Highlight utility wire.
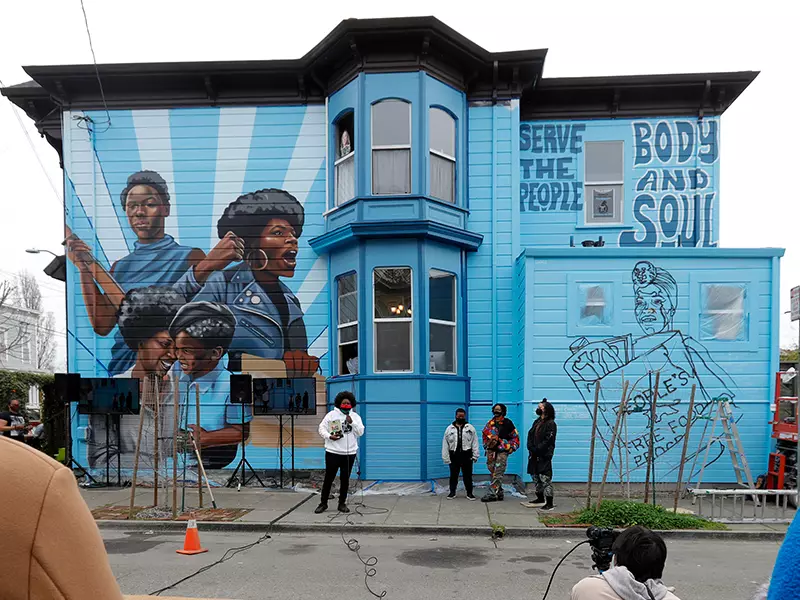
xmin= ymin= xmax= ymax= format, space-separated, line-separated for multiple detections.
xmin=0 ymin=78 xmax=63 ymax=207
xmin=78 ymin=0 xmax=111 ymax=131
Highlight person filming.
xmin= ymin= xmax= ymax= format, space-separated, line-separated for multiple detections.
xmin=315 ymin=391 xmax=364 ymax=514
xmin=571 ymin=526 xmax=680 ymax=600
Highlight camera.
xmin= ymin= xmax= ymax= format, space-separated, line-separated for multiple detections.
xmin=586 ymin=526 xmax=618 ymax=572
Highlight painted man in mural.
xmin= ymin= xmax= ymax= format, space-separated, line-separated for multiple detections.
xmin=88 ymin=285 xmax=183 ymax=471
xmin=65 ymin=170 xmax=243 ymax=376
xmin=177 ymin=188 xmax=320 ymax=377
xmin=169 ymin=301 xmax=251 ymax=470
xmin=564 ymin=261 xmax=735 ymax=473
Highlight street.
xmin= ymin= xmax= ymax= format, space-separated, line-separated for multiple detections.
xmin=106 ymin=529 xmax=779 ymax=600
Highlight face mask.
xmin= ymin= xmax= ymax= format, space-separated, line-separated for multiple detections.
xmin=340 ymin=404 xmax=352 ymax=414
xmin=536 ymin=408 xmax=543 ymax=416
xmin=493 ymin=412 xmax=502 ymax=418
xmin=456 ymin=417 xmax=466 ymax=424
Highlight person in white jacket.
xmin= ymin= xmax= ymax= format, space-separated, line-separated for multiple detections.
xmin=442 ymin=408 xmax=479 ymax=499
xmin=571 ymin=526 xmax=680 ymax=600
xmin=315 ymin=391 xmax=364 ymax=514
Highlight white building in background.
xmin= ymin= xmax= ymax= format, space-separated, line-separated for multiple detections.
xmin=1 ymin=304 xmax=40 ymax=372
xmin=0 ymin=304 xmax=44 ymax=411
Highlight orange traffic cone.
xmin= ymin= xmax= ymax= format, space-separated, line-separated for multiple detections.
xmin=176 ymin=518 xmax=208 ymax=555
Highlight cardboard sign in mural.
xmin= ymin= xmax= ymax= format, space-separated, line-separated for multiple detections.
xmin=64 ymin=106 xmax=328 ymax=473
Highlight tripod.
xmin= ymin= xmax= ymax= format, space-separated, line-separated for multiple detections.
xmin=226 ymin=400 xmax=264 ymax=488
xmin=63 ymin=401 xmax=98 ymax=485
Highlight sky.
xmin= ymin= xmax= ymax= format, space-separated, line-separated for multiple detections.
xmin=0 ymin=0 xmax=798 ymax=372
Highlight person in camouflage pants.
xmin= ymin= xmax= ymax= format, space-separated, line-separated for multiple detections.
xmin=481 ymin=403 xmax=520 ymax=502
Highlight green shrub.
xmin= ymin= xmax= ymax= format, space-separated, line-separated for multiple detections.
xmin=572 ymin=500 xmax=726 ymax=530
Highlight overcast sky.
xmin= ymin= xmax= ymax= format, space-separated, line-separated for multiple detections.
xmin=1 ymin=0 xmax=798 ymax=371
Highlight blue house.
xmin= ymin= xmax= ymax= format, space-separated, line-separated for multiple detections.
xmin=3 ymin=16 xmax=782 ymax=484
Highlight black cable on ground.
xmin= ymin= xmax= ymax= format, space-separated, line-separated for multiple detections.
xmin=148 ymin=494 xmax=314 ymax=596
xmin=540 ymin=540 xmax=590 ymax=600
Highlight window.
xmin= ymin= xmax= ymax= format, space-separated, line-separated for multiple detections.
xmin=429 ymin=270 xmax=456 ymax=373
xmin=372 ymin=100 xmax=411 ymax=195
xmin=21 ymin=335 xmax=31 ymax=363
xmin=584 ymin=141 xmax=624 ymax=225
xmin=337 ymin=273 xmax=358 ymax=375
xmin=700 ymin=284 xmax=747 ymax=341
xmin=335 ymin=113 xmax=355 ymax=206
xmin=429 ymin=108 xmax=456 ymax=203
xmin=579 ymin=283 xmax=612 ymax=327
xmin=373 ymin=267 xmax=412 ymax=372
xmin=0 ymin=330 xmax=6 ymax=362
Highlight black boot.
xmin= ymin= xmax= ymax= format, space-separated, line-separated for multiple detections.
xmin=338 ymin=502 xmax=350 ymax=513
xmin=539 ymin=496 xmax=555 ymax=511
xmin=314 ymin=503 xmax=328 ymax=514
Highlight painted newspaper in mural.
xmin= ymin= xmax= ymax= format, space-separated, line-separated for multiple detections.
xmin=564 ymin=261 xmax=735 ymax=478
xmin=64 ymin=107 xmax=328 ymax=474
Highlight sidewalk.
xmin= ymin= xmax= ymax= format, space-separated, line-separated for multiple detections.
xmin=81 ymin=482 xmax=793 ymax=539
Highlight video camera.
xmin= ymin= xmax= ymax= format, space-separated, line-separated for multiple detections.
xmin=586 ymin=526 xmax=618 ymax=572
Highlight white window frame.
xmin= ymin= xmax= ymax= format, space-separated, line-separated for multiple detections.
xmin=373 ymin=266 xmax=414 ymax=373
xmin=429 ymin=269 xmax=457 ymax=374
xmin=371 ymin=100 xmax=412 ymax=196
xmin=334 ymin=113 xmax=355 ymax=206
xmin=583 ymin=140 xmax=624 ymax=226
xmin=337 ymin=272 xmax=358 ymax=375
xmin=429 ymin=107 xmax=456 ymax=204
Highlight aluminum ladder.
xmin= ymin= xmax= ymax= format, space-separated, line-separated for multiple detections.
xmin=689 ymin=398 xmax=759 ymax=506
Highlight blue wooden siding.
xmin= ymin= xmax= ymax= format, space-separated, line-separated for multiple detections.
xmin=467 ymin=100 xmax=524 ymax=476
xmin=522 ymin=248 xmax=781 ymax=483
xmin=519 ymin=117 xmax=720 ymax=249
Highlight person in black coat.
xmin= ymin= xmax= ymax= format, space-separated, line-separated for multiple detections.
xmin=523 ymin=399 xmax=557 ymax=511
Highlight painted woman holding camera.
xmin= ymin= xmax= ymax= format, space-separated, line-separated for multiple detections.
xmin=523 ymin=398 xmax=557 ymax=511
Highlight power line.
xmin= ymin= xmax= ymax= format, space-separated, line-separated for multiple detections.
xmin=78 ymin=0 xmax=112 ymax=131
xmin=0 ymin=77 xmax=63 ymax=207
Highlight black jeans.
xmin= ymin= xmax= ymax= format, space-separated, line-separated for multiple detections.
xmin=449 ymin=450 xmax=474 ymax=495
xmin=320 ymin=451 xmax=357 ymax=504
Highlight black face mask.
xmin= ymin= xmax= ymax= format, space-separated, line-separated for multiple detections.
xmin=536 ymin=408 xmax=543 ymax=416
xmin=456 ymin=417 xmax=466 ymax=424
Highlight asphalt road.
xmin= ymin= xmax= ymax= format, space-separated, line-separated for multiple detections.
xmin=105 ymin=529 xmax=779 ymax=600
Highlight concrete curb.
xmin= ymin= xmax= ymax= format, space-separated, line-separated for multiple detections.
xmin=95 ymin=519 xmax=787 ymax=541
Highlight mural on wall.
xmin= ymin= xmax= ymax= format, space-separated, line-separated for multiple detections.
xmin=64 ymin=106 xmax=328 ymax=473
xmin=519 ymin=123 xmax=585 ymax=213
xmin=519 ymin=119 xmax=719 ymax=248
xmin=619 ymin=120 xmax=718 ymax=248
xmin=563 ymin=261 xmax=736 ymax=476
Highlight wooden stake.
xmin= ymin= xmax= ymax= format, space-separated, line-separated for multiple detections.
xmin=128 ymin=375 xmax=149 ymax=519
xmin=196 ymin=385 xmax=203 ymax=509
xmin=586 ymin=381 xmax=601 ymax=509
xmin=673 ymin=384 xmax=697 ymax=513
xmin=172 ymin=374 xmax=179 ymax=519
xmin=153 ymin=377 xmax=160 ymax=507
xmin=597 ymin=380 xmax=629 ymax=505
xmin=644 ymin=371 xmax=661 ymax=504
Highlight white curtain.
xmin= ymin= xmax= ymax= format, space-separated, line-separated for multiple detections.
xmin=430 ymin=153 xmax=455 ymax=203
xmin=336 ymin=155 xmax=355 ymax=206
xmin=373 ymin=149 xmax=410 ymax=194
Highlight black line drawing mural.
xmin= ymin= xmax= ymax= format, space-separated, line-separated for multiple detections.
xmin=564 ymin=261 xmax=737 ymax=478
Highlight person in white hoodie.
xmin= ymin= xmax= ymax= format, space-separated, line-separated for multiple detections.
xmin=571 ymin=526 xmax=680 ymax=600
xmin=315 ymin=391 xmax=365 ymax=514
xmin=442 ymin=408 xmax=480 ymax=499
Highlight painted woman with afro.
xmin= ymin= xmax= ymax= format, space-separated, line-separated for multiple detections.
xmin=177 ymin=188 xmax=319 ymax=377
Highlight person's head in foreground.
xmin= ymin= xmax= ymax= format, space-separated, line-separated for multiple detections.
xmin=571 ymin=525 xmax=679 ymax=600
